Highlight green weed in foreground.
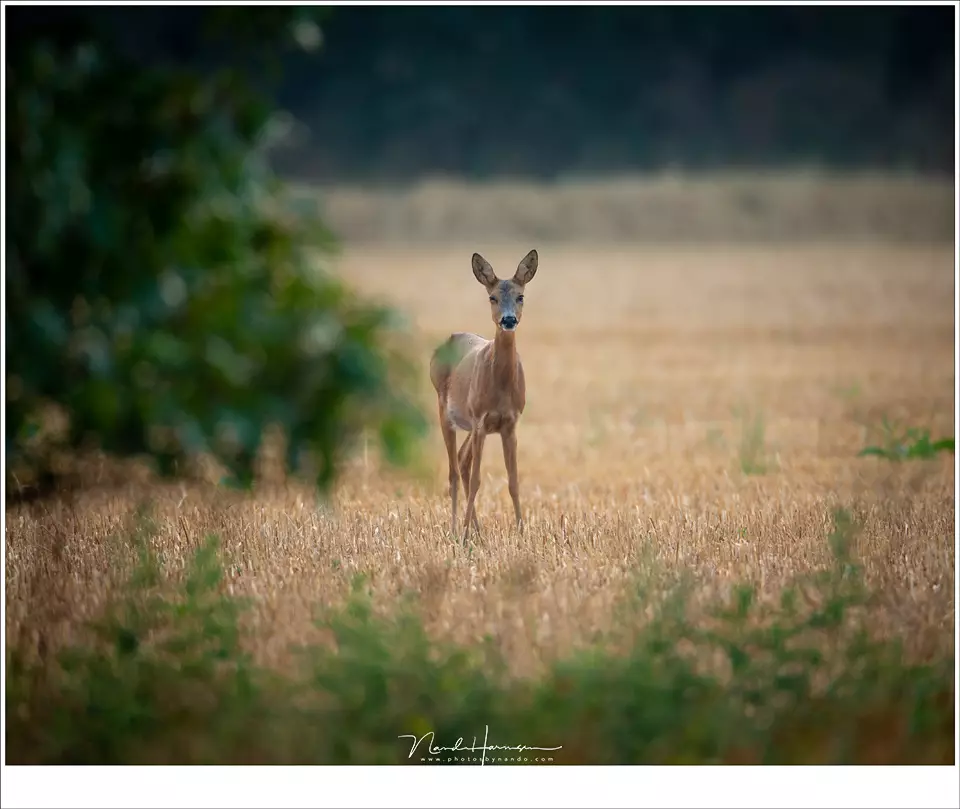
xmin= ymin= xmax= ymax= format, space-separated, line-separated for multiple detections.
xmin=858 ymin=417 xmax=954 ymax=462
xmin=735 ymin=406 xmax=776 ymax=476
xmin=5 ymin=509 xmax=954 ymax=765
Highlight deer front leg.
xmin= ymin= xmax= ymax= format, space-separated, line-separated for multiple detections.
xmin=501 ymin=425 xmax=523 ymax=532
xmin=463 ymin=428 xmax=487 ymax=539
xmin=458 ymin=435 xmax=482 ymax=536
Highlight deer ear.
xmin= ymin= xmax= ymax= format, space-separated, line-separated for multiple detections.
xmin=514 ymin=249 xmax=538 ymax=285
xmin=472 ymin=253 xmax=497 ymax=287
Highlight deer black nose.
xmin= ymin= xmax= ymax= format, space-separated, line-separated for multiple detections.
xmin=501 ymin=315 xmax=518 ymax=329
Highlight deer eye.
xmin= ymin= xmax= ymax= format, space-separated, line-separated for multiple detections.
xmin=517 ymin=296 xmax=524 ymax=303
xmin=489 ymin=296 xmax=497 ymax=303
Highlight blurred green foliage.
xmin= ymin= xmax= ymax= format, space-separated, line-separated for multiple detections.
xmin=5 ymin=507 xmax=954 ymax=764
xmin=5 ymin=7 xmax=426 ymax=497
xmin=858 ymin=417 xmax=955 ymax=462
xmin=735 ymin=406 xmax=775 ymax=476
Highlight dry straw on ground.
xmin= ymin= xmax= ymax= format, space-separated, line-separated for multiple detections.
xmin=5 ymin=233 xmax=955 ymax=679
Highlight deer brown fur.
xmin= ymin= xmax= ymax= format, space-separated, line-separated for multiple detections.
xmin=429 ymin=249 xmax=539 ymax=539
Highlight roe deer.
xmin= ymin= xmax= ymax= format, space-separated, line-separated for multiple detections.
xmin=429 ymin=249 xmax=539 ymax=539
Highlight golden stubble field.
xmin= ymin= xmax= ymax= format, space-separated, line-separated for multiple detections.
xmin=5 ymin=240 xmax=956 ymax=677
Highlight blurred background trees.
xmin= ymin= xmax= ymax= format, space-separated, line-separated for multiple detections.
xmin=272 ymin=5 xmax=952 ymax=181
xmin=5 ymin=7 xmax=427 ymax=500
xmin=12 ymin=7 xmax=952 ymax=186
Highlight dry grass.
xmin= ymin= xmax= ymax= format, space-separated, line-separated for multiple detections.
xmin=4 ymin=241 xmax=956 ymax=681
xmin=308 ymin=173 xmax=955 ymax=245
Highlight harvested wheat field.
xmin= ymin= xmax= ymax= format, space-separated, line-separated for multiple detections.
xmin=5 ymin=240 xmax=956 ymax=686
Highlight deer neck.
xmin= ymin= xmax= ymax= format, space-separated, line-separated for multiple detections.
xmin=492 ymin=328 xmax=519 ymax=389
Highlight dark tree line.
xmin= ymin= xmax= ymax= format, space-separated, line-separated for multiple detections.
xmin=8 ymin=6 xmax=953 ymax=183
xmin=279 ymin=5 xmax=954 ymax=181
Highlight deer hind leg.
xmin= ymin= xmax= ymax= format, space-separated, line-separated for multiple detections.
xmin=439 ymin=399 xmax=459 ymax=536
xmin=501 ymin=425 xmax=523 ymax=533
xmin=463 ymin=428 xmax=487 ymax=539
xmin=458 ymin=435 xmax=481 ymax=536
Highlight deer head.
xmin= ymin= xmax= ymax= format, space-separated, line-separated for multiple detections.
xmin=472 ymin=249 xmax=538 ymax=333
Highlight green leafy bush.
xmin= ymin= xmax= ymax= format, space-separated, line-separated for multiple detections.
xmin=6 ymin=508 xmax=954 ymax=765
xmin=5 ymin=8 xmax=426 ymax=498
